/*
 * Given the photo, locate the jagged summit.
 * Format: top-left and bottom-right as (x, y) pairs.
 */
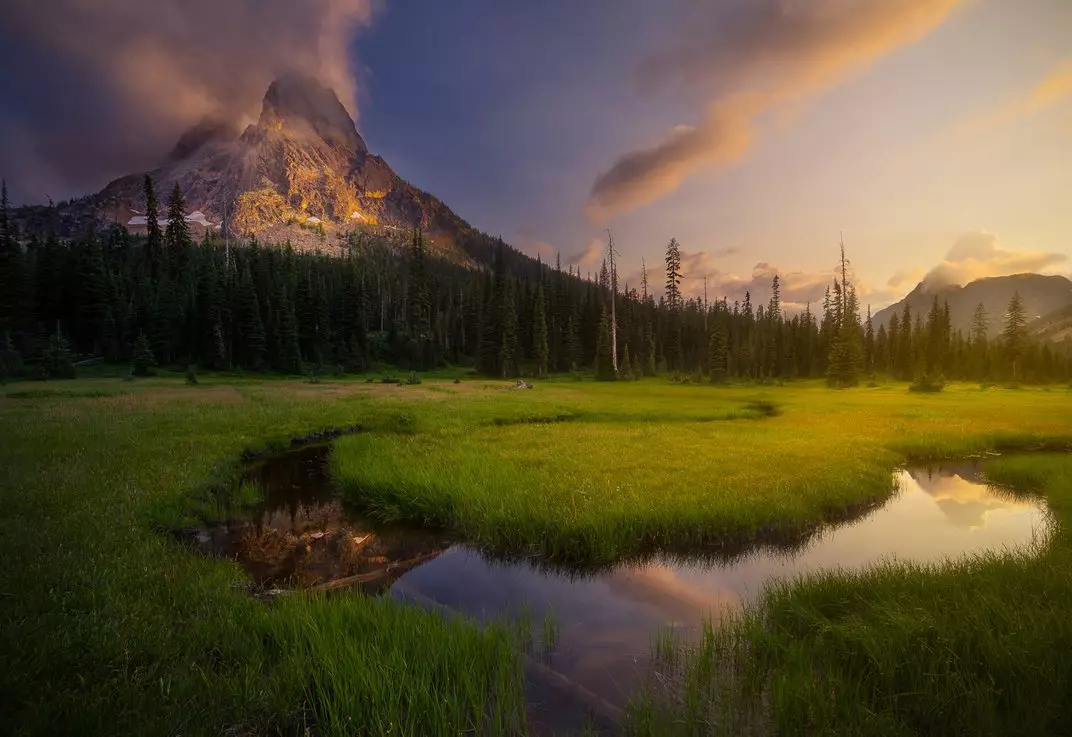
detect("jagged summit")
(259, 72), (367, 153)
(168, 115), (241, 163)
(16, 76), (470, 258)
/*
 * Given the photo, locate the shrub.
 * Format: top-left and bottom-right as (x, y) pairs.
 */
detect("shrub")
(43, 331), (78, 379)
(405, 371), (422, 385)
(909, 372), (946, 393)
(131, 333), (157, 377)
(0, 335), (22, 382)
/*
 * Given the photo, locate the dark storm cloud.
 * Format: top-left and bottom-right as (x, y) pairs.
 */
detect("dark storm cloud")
(0, 0), (375, 204)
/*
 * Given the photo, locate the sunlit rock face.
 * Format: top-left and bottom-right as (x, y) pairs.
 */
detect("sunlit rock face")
(28, 75), (470, 257)
(259, 72), (367, 155)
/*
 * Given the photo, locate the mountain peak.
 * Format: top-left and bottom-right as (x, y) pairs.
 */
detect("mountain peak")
(168, 115), (240, 162)
(874, 273), (1072, 340)
(260, 73), (366, 153)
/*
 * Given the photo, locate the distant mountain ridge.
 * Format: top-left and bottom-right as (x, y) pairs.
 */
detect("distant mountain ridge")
(12, 73), (474, 261)
(874, 273), (1072, 340)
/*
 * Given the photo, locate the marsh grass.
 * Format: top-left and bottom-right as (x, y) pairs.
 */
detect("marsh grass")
(2, 376), (1071, 735)
(629, 453), (1072, 736)
(331, 382), (1071, 564)
(0, 379), (530, 735)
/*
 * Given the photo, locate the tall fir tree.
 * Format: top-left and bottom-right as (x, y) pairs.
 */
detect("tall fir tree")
(709, 325), (729, 383)
(236, 265), (267, 370)
(594, 306), (616, 381)
(0, 180), (22, 343)
(1002, 291), (1027, 381)
(532, 283), (549, 378)
(407, 228), (431, 337)
(164, 183), (191, 268)
(499, 277), (518, 378)
(143, 175), (162, 276)
(664, 238), (684, 370)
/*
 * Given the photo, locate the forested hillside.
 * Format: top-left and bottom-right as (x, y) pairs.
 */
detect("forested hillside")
(0, 179), (1068, 385)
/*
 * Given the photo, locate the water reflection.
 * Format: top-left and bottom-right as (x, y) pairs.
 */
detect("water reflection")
(391, 461), (1049, 710)
(186, 445), (453, 593)
(183, 450), (1050, 725)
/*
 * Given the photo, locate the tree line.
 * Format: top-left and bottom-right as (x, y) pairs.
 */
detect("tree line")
(0, 177), (1067, 384)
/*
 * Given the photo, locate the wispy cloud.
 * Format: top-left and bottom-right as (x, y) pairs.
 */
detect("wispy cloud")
(569, 237), (606, 267)
(958, 58), (1072, 136)
(888, 267), (925, 290)
(517, 237), (557, 261)
(921, 230), (1068, 290)
(586, 0), (965, 220)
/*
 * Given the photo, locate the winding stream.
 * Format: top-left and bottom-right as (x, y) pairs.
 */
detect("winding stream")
(183, 444), (1051, 732)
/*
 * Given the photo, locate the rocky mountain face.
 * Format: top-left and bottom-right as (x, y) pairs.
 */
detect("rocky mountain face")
(14, 74), (472, 259)
(1032, 304), (1072, 347)
(874, 273), (1072, 340)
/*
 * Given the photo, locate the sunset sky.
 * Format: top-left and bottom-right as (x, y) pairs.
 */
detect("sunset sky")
(2, 0), (1070, 308)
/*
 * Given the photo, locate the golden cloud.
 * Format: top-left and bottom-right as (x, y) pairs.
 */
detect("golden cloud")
(587, 0), (965, 220)
(958, 58), (1072, 136)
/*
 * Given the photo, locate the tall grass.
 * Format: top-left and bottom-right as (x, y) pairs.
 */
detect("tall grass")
(629, 453), (1072, 736)
(331, 381), (1072, 565)
(0, 379), (528, 735)
(2, 376), (1071, 735)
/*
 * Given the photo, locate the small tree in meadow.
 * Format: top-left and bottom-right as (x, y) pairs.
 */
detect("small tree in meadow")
(0, 332), (22, 382)
(132, 332), (158, 377)
(42, 329), (77, 379)
(621, 344), (634, 380)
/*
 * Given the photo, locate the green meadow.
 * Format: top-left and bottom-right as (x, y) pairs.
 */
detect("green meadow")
(2, 373), (1071, 735)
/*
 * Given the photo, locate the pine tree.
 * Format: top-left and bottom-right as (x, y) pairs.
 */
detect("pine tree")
(594, 307), (616, 381)
(479, 241), (509, 376)
(131, 332), (157, 376)
(863, 305), (874, 374)
(164, 183), (191, 270)
(645, 329), (657, 376)
(532, 283), (549, 377)
(77, 230), (111, 357)
(407, 228), (430, 337)
(275, 282), (303, 374)
(500, 277), (518, 378)
(898, 302), (913, 379)
(621, 343), (634, 380)
(0, 180), (20, 340)
(144, 175), (162, 275)
(43, 328), (77, 379)
(566, 303), (582, 372)
(1002, 291), (1027, 381)
(971, 302), (989, 378)
(765, 275), (782, 377)
(709, 325), (729, 383)
(664, 238), (682, 310)
(0, 331), (23, 382)
(236, 265), (266, 369)
(826, 244), (863, 388)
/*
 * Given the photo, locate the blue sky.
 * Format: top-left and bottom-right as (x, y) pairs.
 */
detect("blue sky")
(354, 0), (1071, 307)
(2, 0), (1069, 308)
